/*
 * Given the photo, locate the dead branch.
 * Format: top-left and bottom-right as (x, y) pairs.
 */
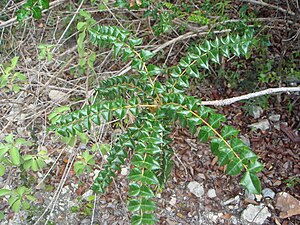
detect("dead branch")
(202, 87), (300, 106)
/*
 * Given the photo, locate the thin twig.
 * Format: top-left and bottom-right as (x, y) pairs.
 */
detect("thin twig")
(90, 193), (97, 225)
(201, 87), (300, 106)
(51, 0), (84, 53)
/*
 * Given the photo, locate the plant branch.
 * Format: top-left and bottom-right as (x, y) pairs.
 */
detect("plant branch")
(241, 0), (295, 16)
(0, 0), (66, 29)
(201, 87), (300, 106)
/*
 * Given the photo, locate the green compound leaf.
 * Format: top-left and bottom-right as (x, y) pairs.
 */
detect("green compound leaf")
(91, 114), (101, 125)
(0, 164), (5, 176)
(32, 6), (42, 19)
(82, 117), (91, 130)
(230, 138), (249, 153)
(186, 65), (200, 78)
(248, 159), (264, 173)
(140, 198), (156, 211)
(128, 183), (140, 197)
(140, 50), (154, 62)
(102, 110), (111, 121)
(39, 0), (50, 9)
(114, 108), (126, 119)
(221, 125), (240, 139)
(128, 195), (156, 213)
(208, 113), (226, 129)
(49, 25), (262, 225)
(131, 213), (157, 225)
(198, 126), (214, 143)
(129, 38), (143, 47)
(132, 154), (160, 170)
(217, 144), (233, 166)
(240, 171), (261, 194)
(9, 147), (20, 166)
(128, 199), (140, 212)
(140, 185), (155, 198)
(128, 168), (142, 181)
(142, 170), (160, 185)
(226, 158), (243, 176)
(113, 42), (124, 57)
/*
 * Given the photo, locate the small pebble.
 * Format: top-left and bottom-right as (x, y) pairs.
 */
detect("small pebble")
(262, 188), (275, 199)
(268, 114), (280, 122)
(187, 181), (204, 198)
(169, 196), (176, 206)
(207, 188), (217, 198)
(223, 195), (240, 206)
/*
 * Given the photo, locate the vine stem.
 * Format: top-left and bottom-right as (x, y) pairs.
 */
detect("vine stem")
(201, 87), (300, 106)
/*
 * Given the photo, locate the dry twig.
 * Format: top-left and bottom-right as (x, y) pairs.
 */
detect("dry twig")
(202, 87), (300, 106)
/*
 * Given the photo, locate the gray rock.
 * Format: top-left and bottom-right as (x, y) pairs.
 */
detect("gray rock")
(268, 114), (280, 122)
(121, 167), (128, 176)
(274, 123), (281, 131)
(241, 204), (270, 224)
(80, 219), (91, 225)
(249, 119), (270, 131)
(245, 191), (255, 201)
(249, 106), (263, 119)
(187, 181), (204, 198)
(262, 188), (275, 199)
(207, 188), (217, 198)
(223, 195), (240, 206)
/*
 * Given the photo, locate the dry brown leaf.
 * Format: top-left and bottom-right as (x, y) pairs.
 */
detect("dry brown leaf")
(275, 192), (300, 218)
(221, 213), (232, 219)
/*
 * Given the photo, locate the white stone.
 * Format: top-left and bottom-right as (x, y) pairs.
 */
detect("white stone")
(249, 119), (270, 131)
(223, 195), (240, 205)
(268, 114), (280, 122)
(274, 123), (281, 131)
(207, 188), (217, 198)
(187, 181), (204, 198)
(241, 204), (271, 224)
(48, 90), (68, 101)
(255, 194), (263, 202)
(262, 188), (275, 199)
(169, 196), (176, 206)
(249, 106), (263, 119)
(207, 212), (218, 222)
(121, 167), (128, 176)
